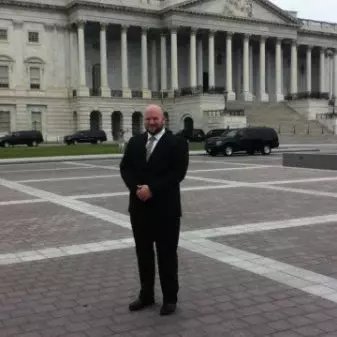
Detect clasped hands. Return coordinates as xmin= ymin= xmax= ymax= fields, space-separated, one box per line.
xmin=136 ymin=185 xmax=152 ymax=202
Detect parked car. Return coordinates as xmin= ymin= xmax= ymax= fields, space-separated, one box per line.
xmin=63 ymin=130 xmax=107 ymax=145
xmin=0 ymin=130 xmax=44 ymax=147
xmin=205 ymin=127 xmax=279 ymax=156
xmin=176 ymin=129 xmax=205 ymax=142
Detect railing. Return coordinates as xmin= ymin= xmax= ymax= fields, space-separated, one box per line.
xmin=223 ymin=109 xmax=245 ymax=116
xmin=90 ymin=88 xmax=101 ymax=97
xmin=132 ymin=90 xmax=142 ymax=98
xmin=111 ymin=90 xmax=123 ymax=97
xmin=174 ymin=86 xmax=225 ymax=98
xmin=285 ymin=92 xmax=330 ymax=100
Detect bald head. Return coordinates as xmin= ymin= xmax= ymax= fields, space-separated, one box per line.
xmin=144 ymin=104 xmax=165 ymax=135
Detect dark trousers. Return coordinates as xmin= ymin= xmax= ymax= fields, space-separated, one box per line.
xmin=130 ymin=213 xmax=180 ymax=304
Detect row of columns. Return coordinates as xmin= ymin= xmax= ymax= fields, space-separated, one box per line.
xmin=76 ymin=22 xmax=337 ymax=101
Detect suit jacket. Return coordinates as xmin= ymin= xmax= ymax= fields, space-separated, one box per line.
xmin=120 ymin=130 xmax=189 ymax=219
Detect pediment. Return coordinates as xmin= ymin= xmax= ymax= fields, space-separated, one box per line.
xmin=177 ymin=0 xmax=298 ymax=24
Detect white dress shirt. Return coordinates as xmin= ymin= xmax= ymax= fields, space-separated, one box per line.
xmin=146 ymin=127 xmax=166 ymax=155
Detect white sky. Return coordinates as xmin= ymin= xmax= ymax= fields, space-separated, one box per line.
xmin=269 ymin=0 xmax=336 ymax=22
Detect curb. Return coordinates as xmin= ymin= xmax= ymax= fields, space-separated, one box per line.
xmin=0 ymin=149 xmax=320 ymax=165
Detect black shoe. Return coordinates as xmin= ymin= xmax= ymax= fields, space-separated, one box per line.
xmin=160 ymin=303 xmax=177 ymax=316
xmin=129 ymin=298 xmax=155 ymax=312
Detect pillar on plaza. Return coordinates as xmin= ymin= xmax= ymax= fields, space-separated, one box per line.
xmin=170 ymin=28 xmax=178 ymax=92
xmin=242 ymin=34 xmax=253 ymax=101
xmin=160 ymin=33 xmax=167 ymax=91
xmin=208 ymin=30 xmax=215 ymax=90
xmin=141 ymin=27 xmax=151 ymax=99
xmin=306 ymin=46 xmax=312 ymax=94
xmin=334 ymin=50 xmax=337 ymax=101
xmin=197 ymin=38 xmax=203 ymax=88
xmin=259 ymin=36 xmax=269 ymax=102
xmin=290 ymin=40 xmax=298 ymax=96
xmin=226 ymin=32 xmax=235 ymax=101
xmin=151 ymin=39 xmax=158 ymax=92
xmin=77 ymin=21 xmax=89 ymax=96
xmin=100 ymin=23 xmax=110 ymax=97
xmin=190 ymin=29 xmax=197 ymax=88
xmin=121 ymin=25 xmax=131 ymax=98
xmin=320 ymin=47 xmax=326 ymax=94
xmin=275 ymin=38 xmax=284 ymax=102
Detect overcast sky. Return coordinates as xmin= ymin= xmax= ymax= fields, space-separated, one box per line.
xmin=269 ymin=0 xmax=336 ymax=22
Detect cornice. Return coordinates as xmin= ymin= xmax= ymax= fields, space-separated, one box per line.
xmin=299 ymin=28 xmax=337 ymax=39
xmin=0 ymin=0 xmax=66 ymax=11
xmin=170 ymin=8 xmax=299 ymax=29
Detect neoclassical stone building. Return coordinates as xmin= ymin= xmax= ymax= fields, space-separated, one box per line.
xmin=0 ymin=0 xmax=337 ymax=141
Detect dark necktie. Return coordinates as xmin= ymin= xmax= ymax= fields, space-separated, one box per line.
xmin=146 ymin=136 xmax=156 ymax=161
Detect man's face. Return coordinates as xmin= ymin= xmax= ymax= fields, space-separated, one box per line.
xmin=144 ymin=109 xmax=165 ymax=135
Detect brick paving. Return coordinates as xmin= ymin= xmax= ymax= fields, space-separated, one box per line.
xmin=1 ymin=153 xmax=337 ymax=336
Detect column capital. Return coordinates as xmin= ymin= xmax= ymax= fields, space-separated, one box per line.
xmin=226 ymin=31 xmax=234 ymax=38
xmin=190 ymin=27 xmax=197 ymax=35
xmin=275 ymin=37 xmax=283 ymax=43
xmin=121 ymin=24 xmax=129 ymax=31
xmin=306 ymin=44 xmax=313 ymax=51
xmin=208 ymin=29 xmax=217 ymax=36
xmin=100 ymin=23 xmax=107 ymax=31
xmin=141 ymin=26 xmax=149 ymax=34
xmin=76 ymin=20 xmax=86 ymax=29
xmin=260 ymin=36 xmax=267 ymax=43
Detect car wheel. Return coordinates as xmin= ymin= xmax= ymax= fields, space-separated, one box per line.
xmin=262 ymin=144 xmax=271 ymax=155
xmin=223 ymin=145 xmax=233 ymax=157
xmin=32 ymin=141 xmax=37 ymax=147
xmin=3 ymin=142 xmax=9 ymax=148
xmin=74 ymin=140 xmax=78 ymax=145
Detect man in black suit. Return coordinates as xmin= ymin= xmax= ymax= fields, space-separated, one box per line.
xmin=120 ymin=104 xmax=189 ymax=316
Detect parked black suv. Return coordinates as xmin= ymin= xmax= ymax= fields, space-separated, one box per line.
xmin=176 ymin=129 xmax=205 ymax=142
xmin=205 ymin=127 xmax=279 ymax=156
xmin=63 ymin=130 xmax=107 ymax=145
xmin=0 ymin=130 xmax=44 ymax=147
xmin=205 ymin=128 xmax=228 ymax=140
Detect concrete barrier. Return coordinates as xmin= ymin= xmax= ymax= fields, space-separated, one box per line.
xmin=283 ymin=152 xmax=337 ymax=170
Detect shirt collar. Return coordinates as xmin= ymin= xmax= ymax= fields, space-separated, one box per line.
xmin=147 ymin=127 xmax=165 ymax=141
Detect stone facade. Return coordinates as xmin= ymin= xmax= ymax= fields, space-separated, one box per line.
xmin=0 ymin=0 xmax=337 ymax=141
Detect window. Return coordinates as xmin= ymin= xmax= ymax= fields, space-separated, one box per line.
xmin=29 ymin=67 xmax=40 ymax=89
xmin=0 ymin=29 xmax=7 ymax=41
xmin=31 ymin=111 xmax=42 ymax=131
xmin=28 ymin=31 xmax=39 ymax=43
xmin=0 ymin=111 xmax=10 ymax=133
xmin=0 ymin=65 xmax=9 ymax=88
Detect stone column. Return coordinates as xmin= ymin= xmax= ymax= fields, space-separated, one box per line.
xmin=151 ymin=39 xmax=158 ymax=91
xmin=226 ymin=32 xmax=235 ymax=100
xmin=306 ymin=45 xmax=312 ymax=94
xmin=190 ymin=28 xmax=197 ymax=88
xmin=77 ymin=21 xmax=89 ymax=96
xmin=275 ymin=38 xmax=283 ymax=101
xmin=259 ymin=36 xmax=269 ymax=102
xmin=290 ymin=40 xmax=298 ymax=96
xmin=171 ymin=28 xmax=178 ymax=91
xmin=208 ymin=30 xmax=215 ymax=89
xmin=197 ymin=38 xmax=203 ymax=87
xmin=121 ymin=25 xmax=131 ymax=98
xmin=160 ymin=33 xmax=167 ymax=91
xmin=100 ymin=23 xmax=110 ymax=97
xmin=141 ymin=27 xmax=151 ymax=98
xmin=242 ymin=34 xmax=252 ymax=101
xmin=320 ymin=47 xmax=326 ymax=94
xmin=333 ymin=49 xmax=337 ymax=98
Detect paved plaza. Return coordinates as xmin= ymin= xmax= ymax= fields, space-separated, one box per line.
xmin=3 ymin=152 xmax=337 ymax=336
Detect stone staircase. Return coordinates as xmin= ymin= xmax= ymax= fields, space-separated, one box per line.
xmin=227 ymin=101 xmax=337 ymax=144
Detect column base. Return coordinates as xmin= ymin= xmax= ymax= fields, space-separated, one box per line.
xmin=122 ymin=88 xmax=132 ymax=98
xmin=275 ymin=93 xmax=284 ymax=102
xmin=142 ymin=89 xmax=152 ymax=99
xmin=101 ymin=87 xmax=111 ymax=97
xmin=241 ymin=91 xmax=253 ymax=102
xmin=226 ymin=91 xmax=236 ymax=101
xmin=78 ymin=86 xmax=89 ymax=97
xmin=259 ymin=92 xmax=269 ymax=102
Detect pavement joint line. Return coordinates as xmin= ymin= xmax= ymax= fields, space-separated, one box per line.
xmin=0 ymin=199 xmax=46 ymax=206
xmin=16 ymin=174 xmax=121 ymax=183
xmin=63 ymin=161 xmax=120 ymax=170
xmin=179 ymin=238 xmax=337 ymax=304
xmin=0 ymin=177 xmax=131 ymax=229
xmin=181 ymin=213 xmax=337 ymax=239
xmin=0 ymin=166 xmax=105 ymax=174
